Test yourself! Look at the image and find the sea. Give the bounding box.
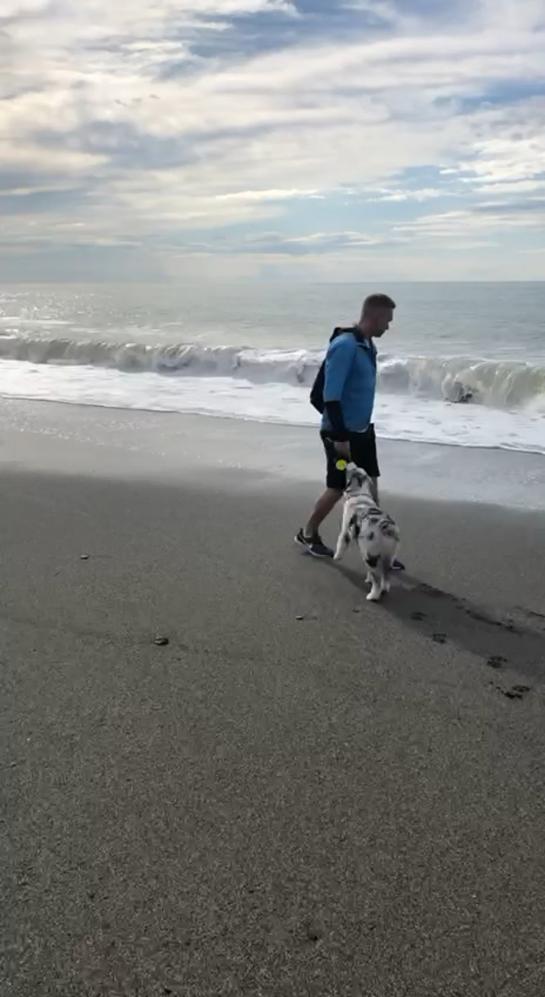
[1,281,544,456]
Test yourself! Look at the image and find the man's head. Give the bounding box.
[359,293,396,338]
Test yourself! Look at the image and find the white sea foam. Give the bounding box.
[1,357,544,455]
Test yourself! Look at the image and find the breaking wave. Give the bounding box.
[1,332,545,413]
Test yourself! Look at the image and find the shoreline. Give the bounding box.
[1,394,544,511]
[5,389,545,456]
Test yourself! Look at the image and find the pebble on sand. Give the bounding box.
[154,636,170,646]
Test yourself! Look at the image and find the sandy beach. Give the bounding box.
[2,401,545,996]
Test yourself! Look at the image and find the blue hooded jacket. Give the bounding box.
[321,331,377,434]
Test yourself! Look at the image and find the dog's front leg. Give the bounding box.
[333,505,351,561]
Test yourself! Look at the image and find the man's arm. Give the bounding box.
[323,335,356,441]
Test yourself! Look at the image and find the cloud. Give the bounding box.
[1,0,544,278]
[443,106,545,187]
[240,229,387,253]
[393,197,545,245]
[368,187,446,202]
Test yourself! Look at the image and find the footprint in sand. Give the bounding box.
[501,685,531,701]
[487,655,507,669]
[432,633,447,644]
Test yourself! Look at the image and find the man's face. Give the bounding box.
[371,306,394,338]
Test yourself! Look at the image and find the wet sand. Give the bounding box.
[2,406,545,996]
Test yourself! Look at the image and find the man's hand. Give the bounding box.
[334,440,351,460]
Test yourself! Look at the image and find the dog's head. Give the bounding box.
[345,462,373,497]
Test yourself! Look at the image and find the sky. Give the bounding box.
[1,0,544,281]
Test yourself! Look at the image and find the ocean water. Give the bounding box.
[1,281,544,455]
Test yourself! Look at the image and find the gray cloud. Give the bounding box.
[0,187,89,215]
[169,228,401,255]
[474,197,545,215]
[241,231,386,254]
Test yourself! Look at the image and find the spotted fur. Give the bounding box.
[333,463,401,602]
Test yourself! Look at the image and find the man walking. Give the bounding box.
[296,293,396,558]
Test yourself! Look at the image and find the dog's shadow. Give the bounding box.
[332,562,545,684]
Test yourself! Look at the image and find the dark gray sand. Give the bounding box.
[2,433,545,995]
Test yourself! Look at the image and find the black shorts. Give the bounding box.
[321,425,380,491]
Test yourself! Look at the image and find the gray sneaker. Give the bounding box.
[295,529,334,559]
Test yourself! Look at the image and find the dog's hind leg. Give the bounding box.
[367,570,383,602]
[381,541,398,594]
[365,554,383,601]
[381,556,393,594]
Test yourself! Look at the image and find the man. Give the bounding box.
[295,293,396,558]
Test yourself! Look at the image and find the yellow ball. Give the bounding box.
[336,459,348,471]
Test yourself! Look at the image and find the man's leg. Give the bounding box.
[304,487,343,538]
[295,433,346,557]
[295,486,342,557]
